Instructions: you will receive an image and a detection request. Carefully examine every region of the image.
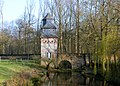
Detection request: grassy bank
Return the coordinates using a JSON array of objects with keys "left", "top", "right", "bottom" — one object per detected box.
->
[{"left": 0, "top": 60, "right": 40, "bottom": 83}]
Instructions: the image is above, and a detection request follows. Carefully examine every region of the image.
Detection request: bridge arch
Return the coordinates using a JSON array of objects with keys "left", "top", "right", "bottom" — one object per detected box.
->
[
  {"left": 57, "top": 54, "right": 85, "bottom": 69},
  {"left": 59, "top": 60, "right": 72, "bottom": 69},
  {"left": 57, "top": 54, "right": 73, "bottom": 69}
]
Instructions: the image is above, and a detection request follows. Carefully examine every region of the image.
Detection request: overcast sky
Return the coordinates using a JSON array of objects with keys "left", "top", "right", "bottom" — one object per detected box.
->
[{"left": 2, "top": 0, "right": 39, "bottom": 22}]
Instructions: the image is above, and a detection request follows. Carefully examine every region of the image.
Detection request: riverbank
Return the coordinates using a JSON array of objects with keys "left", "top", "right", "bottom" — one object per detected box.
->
[
  {"left": 0, "top": 60, "right": 43, "bottom": 84},
  {"left": 0, "top": 60, "right": 119, "bottom": 86}
]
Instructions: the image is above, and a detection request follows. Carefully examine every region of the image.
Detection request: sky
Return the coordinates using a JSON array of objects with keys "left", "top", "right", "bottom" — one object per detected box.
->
[{"left": 2, "top": 0, "right": 39, "bottom": 22}]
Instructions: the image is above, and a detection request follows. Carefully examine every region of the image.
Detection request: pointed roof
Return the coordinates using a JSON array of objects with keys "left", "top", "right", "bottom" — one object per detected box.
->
[
  {"left": 41, "top": 29, "right": 58, "bottom": 38},
  {"left": 41, "top": 21, "right": 58, "bottom": 37},
  {"left": 41, "top": 22, "right": 57, "bottom": 29},
  {"left": 42, "top": 13, "right": 54, "bottom": 20},
  {"left": 41, "top": 13, "right": 57, "bottom": 29}
]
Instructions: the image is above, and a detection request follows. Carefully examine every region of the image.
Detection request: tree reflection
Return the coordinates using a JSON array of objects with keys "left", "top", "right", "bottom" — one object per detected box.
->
[{"left": 40, "top": 72, "right": 113, "bottom": 86}]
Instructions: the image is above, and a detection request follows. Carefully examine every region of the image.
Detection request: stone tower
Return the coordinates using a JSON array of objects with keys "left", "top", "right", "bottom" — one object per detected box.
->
[{"left": 41, "top": 13, "right": 58, "bottom": 58}]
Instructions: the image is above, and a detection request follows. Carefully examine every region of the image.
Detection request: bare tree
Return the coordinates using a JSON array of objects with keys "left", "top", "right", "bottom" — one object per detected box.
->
[
  {"left": 0, "top": 0, "right": 4, "bottom": 53},
  {"left": 0, "top": 0, "right": 4, "bottom": 30}
]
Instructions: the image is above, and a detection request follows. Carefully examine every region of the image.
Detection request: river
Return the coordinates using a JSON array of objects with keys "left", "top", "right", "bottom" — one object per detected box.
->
[{"left": 37, "top": 72, "right": 114, "bottom": 86}]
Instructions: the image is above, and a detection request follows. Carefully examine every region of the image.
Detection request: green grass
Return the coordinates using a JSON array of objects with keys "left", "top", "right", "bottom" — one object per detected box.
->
[{"left": 0, "top": 60, "right": 37, "bottom": 83}]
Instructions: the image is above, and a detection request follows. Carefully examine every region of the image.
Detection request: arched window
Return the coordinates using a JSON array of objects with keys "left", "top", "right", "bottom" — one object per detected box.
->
[{"left": 51, "top": 40, "right": 53, "bottom": 43}]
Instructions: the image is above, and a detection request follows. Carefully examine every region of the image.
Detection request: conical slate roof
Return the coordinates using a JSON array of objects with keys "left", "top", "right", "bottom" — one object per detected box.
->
[
  {"left": 41, "top": 21, "right": 57, "bottom": 29},
  {"left": 41, "top": 13, "right": 58, "bottom": 38}
]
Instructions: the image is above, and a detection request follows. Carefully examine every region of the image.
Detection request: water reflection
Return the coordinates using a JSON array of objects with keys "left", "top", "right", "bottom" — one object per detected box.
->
[
  {"left": 4, "top": 71, "right": 114, "bottom": 86},
  {"left": 40, "top": 72, "right": 114, "bottom": 86}
]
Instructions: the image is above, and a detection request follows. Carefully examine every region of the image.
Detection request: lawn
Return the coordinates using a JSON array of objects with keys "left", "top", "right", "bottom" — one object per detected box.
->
[{"left": 0, "top": 60, "right": 38, "bottom": 83}]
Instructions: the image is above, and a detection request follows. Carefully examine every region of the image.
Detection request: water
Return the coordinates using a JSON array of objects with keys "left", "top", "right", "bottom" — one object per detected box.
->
[
  {"left": 3, "top": 71, "right": 115, "bottom": 86},
  {"left": 39, "top": 72, "right": 114, "bottom": 86}
]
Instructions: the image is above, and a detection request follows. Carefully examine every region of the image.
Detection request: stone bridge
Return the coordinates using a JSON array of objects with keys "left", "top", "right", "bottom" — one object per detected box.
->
[
  {"left": 57, "top": 53, "right": 90, "bottom": 69},
  {"left": 41, "top": 53, "right": 90, "bottom": 69},
  {"left": 58, "top": 54, "right": 84, "bottom": 68}
]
